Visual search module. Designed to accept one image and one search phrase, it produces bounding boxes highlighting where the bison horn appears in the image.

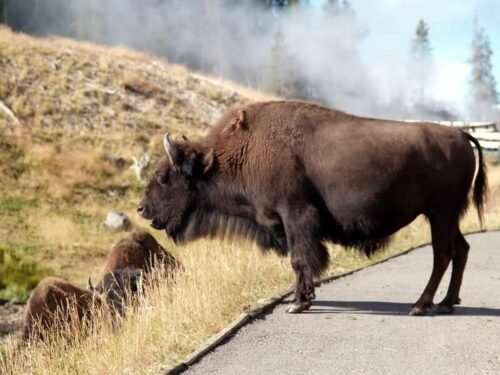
[164,133,177,165]
[182,134,189,141]
[87,277,95,291]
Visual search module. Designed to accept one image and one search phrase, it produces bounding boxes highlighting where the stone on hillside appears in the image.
[104,211,132,231]
[103,154,126,169]
[0,300,24,335]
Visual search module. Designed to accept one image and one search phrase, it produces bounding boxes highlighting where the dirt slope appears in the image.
[0,26,273,137]
[0,26,273,294]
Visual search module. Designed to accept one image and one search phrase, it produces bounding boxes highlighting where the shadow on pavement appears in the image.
[302,300,500,317]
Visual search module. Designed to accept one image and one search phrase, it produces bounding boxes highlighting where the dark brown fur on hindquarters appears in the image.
[138,100,487,315]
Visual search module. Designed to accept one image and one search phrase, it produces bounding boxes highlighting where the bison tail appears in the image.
[465,133,488,228]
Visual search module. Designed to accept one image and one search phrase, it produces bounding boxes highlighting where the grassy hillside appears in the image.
[1,26,500,373]
[0,26,273,295]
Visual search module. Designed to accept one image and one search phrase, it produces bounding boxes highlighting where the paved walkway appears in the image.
[187,232,500,375]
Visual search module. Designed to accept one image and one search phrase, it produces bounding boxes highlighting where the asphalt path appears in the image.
[187,231,500,375]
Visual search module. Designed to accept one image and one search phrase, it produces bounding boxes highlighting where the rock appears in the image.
[103,154,126,169]
[0,300,24,334]
[130,154,151,184]
[104,211,132,231]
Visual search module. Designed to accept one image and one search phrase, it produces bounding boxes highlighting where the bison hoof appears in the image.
[409,305,429,316]
[286,301,312,314]
[436,304,455,314]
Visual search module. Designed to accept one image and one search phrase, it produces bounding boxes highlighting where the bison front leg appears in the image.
[282,206,329,313]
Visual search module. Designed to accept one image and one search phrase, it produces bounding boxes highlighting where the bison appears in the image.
[22,269,142,342]
[138,100,487,315]
[89,267,143,318]
[103,230,181,277]
[21,277,100,342]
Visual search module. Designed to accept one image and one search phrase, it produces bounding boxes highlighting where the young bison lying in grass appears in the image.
[89,267,143,318]
[103,230,182,278]
[22,268,142,343]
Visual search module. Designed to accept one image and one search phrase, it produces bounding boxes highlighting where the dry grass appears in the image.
[0,25,264,139]
[0,203,498,374]
[1,239,293,374]
[1,26,500,373]
[2,196,500,373]
[0,25,266,288]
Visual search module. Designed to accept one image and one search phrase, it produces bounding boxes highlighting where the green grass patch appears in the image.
[0,196,39,214]
[0,137,28,180]
[0,241,51,302]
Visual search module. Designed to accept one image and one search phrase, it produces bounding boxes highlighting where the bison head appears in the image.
[137,134,214,243]
[89,268,143,317]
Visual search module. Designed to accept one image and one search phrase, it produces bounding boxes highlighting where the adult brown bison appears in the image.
[22,269,142,342]
[138,100,487,315]
[103,230,181,276]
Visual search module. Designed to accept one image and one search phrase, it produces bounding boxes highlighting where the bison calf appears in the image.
[103,230,181,277]
[21,277,100,342]
[22,269,142,343]
[90,267,143,318]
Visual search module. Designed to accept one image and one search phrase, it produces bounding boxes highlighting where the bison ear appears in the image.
[164,133,180,166]
[202,150,214,175]
[87,277,95,291]
[129,268,143,293]
[222,109,246,135]
[181,148,214,178]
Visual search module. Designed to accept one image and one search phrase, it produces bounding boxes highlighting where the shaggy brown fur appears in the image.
[93,267,143,318]
[21,277,100,342]
[22,269,143,342]
[138,100,487,315]
[103,230,181,276]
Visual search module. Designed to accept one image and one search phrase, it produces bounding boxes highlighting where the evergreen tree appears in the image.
[72,0,105,43]
[410,19,432,105]
[267,29,305,98]
[0,0,4,24]
[268,29,289,95]
[469,19,498,119]
[316,0,373,109]
[323,0,347,12]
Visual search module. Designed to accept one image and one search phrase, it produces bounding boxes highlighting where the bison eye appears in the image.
[155,172,169,186]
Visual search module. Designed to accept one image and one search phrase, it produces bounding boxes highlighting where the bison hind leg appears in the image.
[436,230,470,314]
[410,215,458,316]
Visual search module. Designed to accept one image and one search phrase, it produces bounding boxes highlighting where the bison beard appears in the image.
[138,100,487,315]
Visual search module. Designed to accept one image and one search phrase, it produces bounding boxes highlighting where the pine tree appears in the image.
[72,0,105,43]
[323,0,354,17]
[469,19,498,119]
[267,29,305,98]
[410,19,432,105]
[268,29,289,95]
[0,0,4,24]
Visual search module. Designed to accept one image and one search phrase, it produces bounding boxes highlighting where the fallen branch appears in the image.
[0,99,20,125]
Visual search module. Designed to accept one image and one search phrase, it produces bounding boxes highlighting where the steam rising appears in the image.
[3,0,477,119]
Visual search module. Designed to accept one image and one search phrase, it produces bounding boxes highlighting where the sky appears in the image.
[348,0,499,110]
